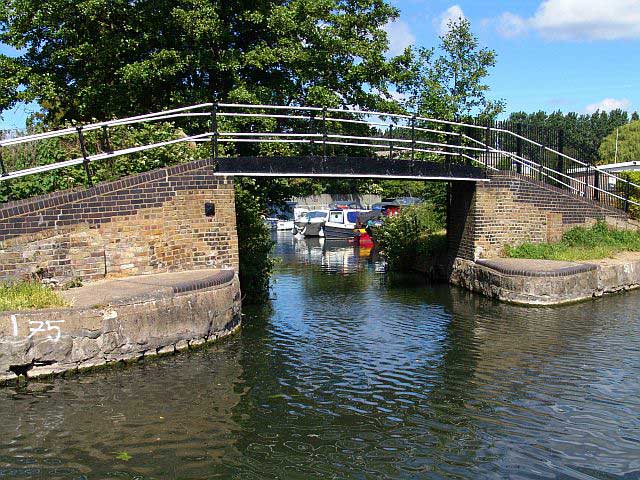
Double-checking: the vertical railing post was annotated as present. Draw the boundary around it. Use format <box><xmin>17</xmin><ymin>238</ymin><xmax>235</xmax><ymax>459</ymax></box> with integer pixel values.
<box><xmin>322</xmin><ymin>107</ymin><xmax>327</xmax><ymax>160</ymax></box>
<box><xmin>309</xmin><ymin>111</ymin><xmax>315</xmax><ymax>157</ymax></box>
<box><xmin>624</xmin><ymin>177</ymin><xmax>630</xmax><ymax>212</ymax></box>
<box><xmin>557</xmin><ymin>129</ymin><xmax>565</xmax><ymax>181</ymax></box>
<box><xmin>0</xmin><ymin>144</ymin><xmax>7</xmax><ymax>177</ymax></box>
<box><xmin>594</xmin><ymin>167</ymin><xmax>600</xmax><ymax>201</ymax></box>
<box><xmin>210</xmin><ymin>102</ymin><xmax>219</xmax><ymax>159</ymax></box>
<box><xmin>76</xmin><ymin>126</ymin><xmax>93</xmax><ymax>187</ymax></box>
<box><xmin>457</xmin><ymin>118</ymin><xmax>467</xmax><ymax>167</ymax></box>
<box><xmin>585</xmin><ymin>164</ymin><xmax>591</xmax><ymax>199</ymax></box>
<box><xmin>101</xmin><ymin>125</ymin><xmax>113</xmax><ymax>153</ymax></box>
<box><xmin>539</xmin><ymin>144</ymin><xmax>545</xmax><ymax>182</ymax></box>
<box><xmin>516</xmin><ymin>122</ymin><xmax>523</xmax><ymax>174</ymax></box>
<box><xmin>485</xmin><ymin>121</ymin><xmax>491</xmax><ymax>171</ymax></box>
<box><xmin>388</xmin><ymin>124</ymin><xmax>394</xmax><ymax>159</ymax></box>
<box><xmin>410</xmin><ymin>114</ymin><xmax>416</xmax><ymax>161</ymax></box>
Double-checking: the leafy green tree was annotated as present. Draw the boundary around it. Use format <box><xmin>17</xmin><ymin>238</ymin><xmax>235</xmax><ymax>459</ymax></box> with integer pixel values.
<box><xmin>400</xmin><ymin>18</ymin><xmax>504</xmax><ymax>120</ymax></box>
<box><xmin>0</xmin><ymin>0</ymin><xmax>411</xmax><ymax>123</ymax></box>
<box><xmin>599</xmin><ymin>121</ymin><xmax>640</xmax><ymax>165</ymax></box>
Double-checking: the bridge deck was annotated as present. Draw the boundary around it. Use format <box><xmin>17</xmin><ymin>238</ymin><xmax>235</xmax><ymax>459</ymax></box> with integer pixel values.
<box><xmin>213</xmin><ymin>156</ymin><xmax>489</xmax><ymax>181</ymax></box>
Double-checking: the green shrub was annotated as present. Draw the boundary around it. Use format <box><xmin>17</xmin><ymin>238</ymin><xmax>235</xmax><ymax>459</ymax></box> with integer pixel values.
<box><xmin>505</xmin><ymin>221</ymin><xmax>640</xmax><ymax>261</ymax></box>
<box><xmin>234</xmin><ymin>182</ymin><xmax>275</xmax><ymax>302</ymax></box>
<box><xmin>0</xmin><ymin>282</ymin><xmax>68</xmax><ymax>311</ymax></box>
<box><xmin>374</xmin><ymin>203</ymin><xmax>446</xmax><ymax>271</ymax></box>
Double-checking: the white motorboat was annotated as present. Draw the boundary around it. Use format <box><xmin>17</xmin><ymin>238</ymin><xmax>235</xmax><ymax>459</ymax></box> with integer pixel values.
<box><xmin>293</xmin><ymin>210</ymin><xmax>330</xmax><ymax>237</ymax></box>
<box><xmin>323</xmin><ymin>209</ymin><xmax>370</xmax><ymax>239</ymax></box>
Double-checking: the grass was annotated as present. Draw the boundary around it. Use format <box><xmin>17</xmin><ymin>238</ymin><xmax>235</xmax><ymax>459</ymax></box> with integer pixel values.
<box><xmin>0</xmin><ymin>282</ymin><xmax>68</xmax><ymax>311</ymax></box>
<box><xmin>505</xmin><ymin>222</ymin><xmax>640</xmax><ymax>262</ymax></box>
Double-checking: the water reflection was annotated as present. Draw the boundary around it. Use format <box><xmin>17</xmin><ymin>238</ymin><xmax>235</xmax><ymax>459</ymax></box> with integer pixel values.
<box><xmin>0</xmin><ymin>234</ymin><xmax>638</xmax><ymax>479</ymax></box>
<box><xmin>0</xmin><ymin>346</ymin><xmax>246</xmax><ymax>479</ymax></box>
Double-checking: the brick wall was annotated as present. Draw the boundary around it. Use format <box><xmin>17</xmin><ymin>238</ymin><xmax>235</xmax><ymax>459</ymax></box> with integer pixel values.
<box><xmin>447</xmin><ymin>181</ymin><xmax>476</xmax><ymax>262</ymax></box>
<box><xmin>0</xmin><ymin>159</ymin><xmax>238</xmax><ymax>281</ymax></box>
<box><xmin>449</xmin><ymin>172</ymin><xmax>633</xmax><ymax>260</ymax></box>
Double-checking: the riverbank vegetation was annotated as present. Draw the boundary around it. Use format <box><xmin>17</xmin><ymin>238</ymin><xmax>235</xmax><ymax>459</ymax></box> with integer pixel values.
<box><xmin>505</xmin><ymin>222</ymin><xmax>640</xmax><ymax>261</ymax></box>
<box><xmin>0</xmin><ymin>282</ymin><xmax>67</xmax><ymax>311</ymax></box>
<box><xmin>373</xmin><ymin>203</ymin><xmax>446</xmax><ymax>271</ymax></box>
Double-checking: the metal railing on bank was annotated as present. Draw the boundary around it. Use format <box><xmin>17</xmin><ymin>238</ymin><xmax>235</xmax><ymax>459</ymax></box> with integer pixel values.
<box><xmin>0</xmin><ymin>103</ymin><xmax>638</xmax><ymax>210</ymax></box>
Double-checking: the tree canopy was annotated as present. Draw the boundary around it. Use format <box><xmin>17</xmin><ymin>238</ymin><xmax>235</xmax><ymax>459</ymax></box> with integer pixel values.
<box><xmin>508</xmin><ymin>109</ymin><xmax>631</xmax><ymax>163</ymax></box>
<box><xmin>0</xmin><ymin>1</ymin><xmax>503</xmax><ymax>127</ymax></box>
<box><xmin>599</xmin><ymin>121</ymin><xmax>640</xmax><ymax>165</ymax></box>
<box><xmin>0</xmin><ymin>0</ymin><xmax>413</xmax><ymax>124</ymax></box>
<box><xmin>399</xmin><ymin>18</ymin><xmax>504</xmax><ymax>120</ymax></box>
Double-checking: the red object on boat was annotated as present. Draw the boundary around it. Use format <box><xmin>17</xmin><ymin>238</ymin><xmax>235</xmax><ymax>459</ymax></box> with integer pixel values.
<box><xmin>354</xmin><ymin>229</ymin><xmax>374</xmax><ymax>247</ymax></box>
<box><xmin>384</xmin><ymin>206</ymin><xmax>400</xmax><ymax>217</ymax></box>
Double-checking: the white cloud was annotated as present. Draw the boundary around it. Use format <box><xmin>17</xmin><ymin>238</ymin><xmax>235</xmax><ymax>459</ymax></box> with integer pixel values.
<box><xmin>438</xmin><ymin>5</ymin><xmax>466</xmax><ymax>36</ymax></box>
<box><xmin>585</xmin><ymin>98</ymin><xmax>632</xmax><ymax>113</ymax></box>
<box><xmin>495</xmin><ymin>12</ymin><xmax>528</xmax><ymax>38</ymax></box>
<box><xmin>494</xmin><ymin>0</ymin><xmax>640</xmax><ymax>40</ymax></box>
<box><xmin>382</xmin><ymin>19</ymin><xmax>415</xmax><ymax>56</ymax></box>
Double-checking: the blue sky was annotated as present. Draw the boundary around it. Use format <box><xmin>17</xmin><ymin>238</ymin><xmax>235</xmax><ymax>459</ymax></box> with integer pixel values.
<box><xmin>385</xmin><ymin>0</ymin><xmax>640</xmax><ymax>117</ymax></box>
<box><xmin>1</xmin><ymin>0</ymin><xmax>639</xmax><ymax>128</ymax></box>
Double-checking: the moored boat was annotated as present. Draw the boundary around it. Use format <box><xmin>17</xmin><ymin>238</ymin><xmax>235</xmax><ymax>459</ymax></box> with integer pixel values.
<box><xmin>324</xmin><ymin>209</ymin><xmax>370</xmax><ymax>240</ymax></box>
<box><xmin>293</xmin><ymin>210</ymin><xmax>330</xmax><ymax>237</ymax></box>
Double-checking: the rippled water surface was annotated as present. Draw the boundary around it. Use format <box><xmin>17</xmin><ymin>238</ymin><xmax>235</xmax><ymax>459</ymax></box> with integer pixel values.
<box><xmin>1</xmin><ymin>233</ymin><xmax>640</xmax><ymax>479</ymax></box>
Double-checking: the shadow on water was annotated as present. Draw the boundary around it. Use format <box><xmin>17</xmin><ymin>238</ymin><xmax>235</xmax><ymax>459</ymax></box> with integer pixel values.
<box><xmin>0</xmin><ymin>231</ymin><xmax>638</xmax><ymax>479</ymax></box>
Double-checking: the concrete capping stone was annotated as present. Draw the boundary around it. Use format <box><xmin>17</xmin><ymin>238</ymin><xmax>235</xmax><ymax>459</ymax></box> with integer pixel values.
<box><xmin>476</xmin><ymin>259</ymin><xmax>597</xmax><ymax>278</ymax></box>
<box><xmin>172</xmin><ymin>269</ymin><xmax>235</xmax><ymax>294</ymax></box>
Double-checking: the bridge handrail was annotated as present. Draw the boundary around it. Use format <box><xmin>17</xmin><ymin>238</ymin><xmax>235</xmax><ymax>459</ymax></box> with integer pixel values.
<box><xmin>477</xmin><ymin>141</ymin><xmax>639</xmax><ymax>206</ymax></box>
<box><xmin>1</xmin><ymin>101</ymin><xmax>639</xmax><ymax>211</ymax></box>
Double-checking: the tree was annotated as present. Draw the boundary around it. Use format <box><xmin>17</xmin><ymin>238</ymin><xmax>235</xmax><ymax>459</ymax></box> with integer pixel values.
<box><xmin>399</xmin><ymin>18</ymin><xmax>504</xmax><ymax>120</ymax></box>
<box><xmin>0</xmin><ymin>0</ymin><xmax>411</xmax><ymax>124</ymax></box>
<box><xmin>508</xmin><ymin>109</ymin><xmax>629</xmax><ymax>163</ymax></box>
<box><xmin>599</xmin><ymin>121</ymin><xmax>640</xmax><ymax>165</ymax></box>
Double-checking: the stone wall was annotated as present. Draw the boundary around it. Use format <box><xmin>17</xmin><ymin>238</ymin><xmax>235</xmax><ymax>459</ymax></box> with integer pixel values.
<box><xmin>0</xmin><ymin>272</ymin><xmax>241</xmax><ymax>382</ymax></box>
<box><xmin>449</xmin><ymin>255</ymin><xmax>640</xmax><ymax>305</ymax></box>
<box><xmin>448</xmin><ymin>172</ymin><xmax>633</xmax><ymax>260</ymax></box>
<box><xmin>0</xmin><ymin>159</ymin><xmax>238</xmax><ymax>282</ymax></box>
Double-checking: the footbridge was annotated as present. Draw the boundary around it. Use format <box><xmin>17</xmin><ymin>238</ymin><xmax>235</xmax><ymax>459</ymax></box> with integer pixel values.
<box><xmin>0</xmin><ymin>103</ymin><xmax>638</xmax><ymax>283</ymax></box>
<box><xmin>3</xmin><ymin>102</ymin><xmax>639</xmax><ymax>211</ymax></box>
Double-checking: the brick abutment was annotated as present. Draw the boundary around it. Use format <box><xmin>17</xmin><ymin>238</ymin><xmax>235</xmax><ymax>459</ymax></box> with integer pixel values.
<box><xmin>0</xmin><ymin>158</ymin><xmax>238</xmax><ymax>282</ymax></box>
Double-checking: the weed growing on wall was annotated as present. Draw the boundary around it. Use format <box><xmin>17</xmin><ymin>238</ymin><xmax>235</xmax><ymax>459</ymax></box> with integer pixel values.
<box><xmin>0</xmin><ymin>282</ymin><xmax>68</xmax><ymax>311</ymax></box>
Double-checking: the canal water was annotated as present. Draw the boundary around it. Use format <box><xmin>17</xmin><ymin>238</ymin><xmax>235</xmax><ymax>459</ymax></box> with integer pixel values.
<box><xmin>1</xmin><ymin>234</ymin><xmax>639</xmax><ymax>479</ymax></box>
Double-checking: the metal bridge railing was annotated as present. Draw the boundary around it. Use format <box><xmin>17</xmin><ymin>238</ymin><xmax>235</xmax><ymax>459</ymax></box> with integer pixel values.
<box><xmin>1</xmin><ymin>102</ymin><xmax>639</xmax><ymax>211</ymax></box>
